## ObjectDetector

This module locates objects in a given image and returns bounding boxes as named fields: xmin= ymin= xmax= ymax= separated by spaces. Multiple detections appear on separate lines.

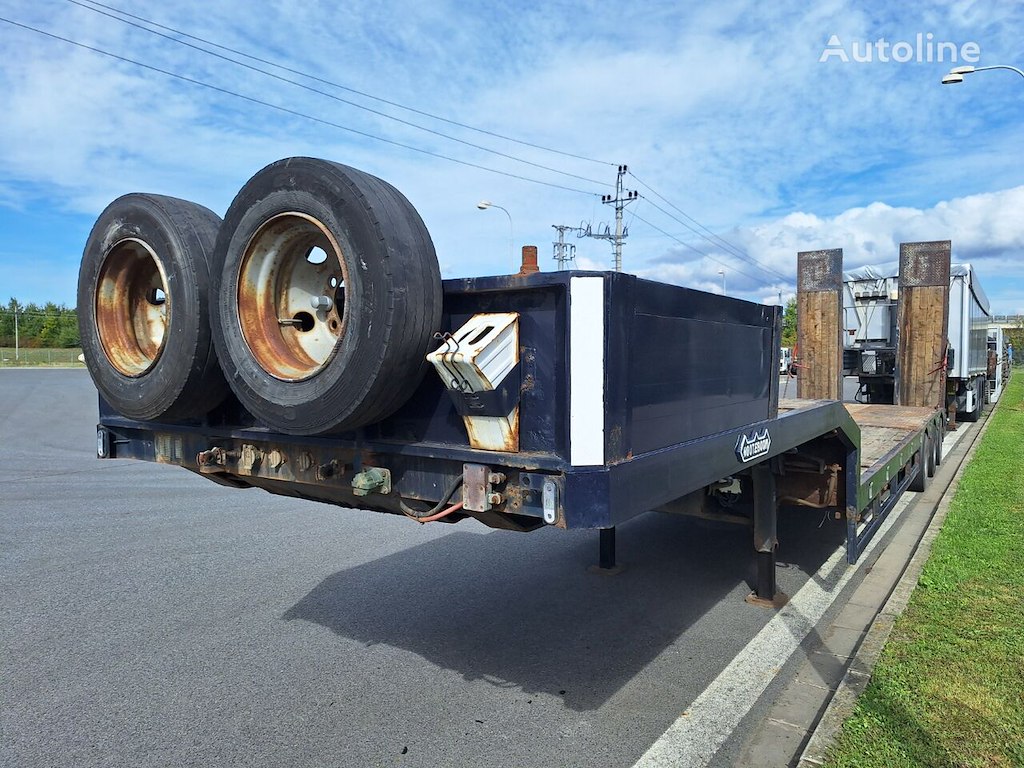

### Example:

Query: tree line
xmin=0 ymin=299 xmax=80 ymax=348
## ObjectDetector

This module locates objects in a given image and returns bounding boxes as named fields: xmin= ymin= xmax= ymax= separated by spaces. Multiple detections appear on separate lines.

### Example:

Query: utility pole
xmin=551 ymin=224 xmax=580 ymax=270
xmin=601 ymin=165 xmax=639 ymax=272
xmin=13 ymin=301 xmax=19 ymax=362
xmin=580 ymin=165 xmax=639 ymax=272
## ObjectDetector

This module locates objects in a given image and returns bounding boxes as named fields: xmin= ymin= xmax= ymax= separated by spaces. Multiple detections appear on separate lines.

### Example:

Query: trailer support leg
xmin=600 ymin=527 xmax=616 ymax=568
xmin=588 ymin=527 xmax=624 ymax=575
xmin=755 ymin=550 xmax=776 ymax=602
xmin=747 ymin=464 xmax=787 ymax=608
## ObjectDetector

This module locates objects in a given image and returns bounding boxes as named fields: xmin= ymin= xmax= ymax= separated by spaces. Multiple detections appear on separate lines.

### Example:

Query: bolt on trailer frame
xmin=95 ymin=269 xmax=940 ymax=604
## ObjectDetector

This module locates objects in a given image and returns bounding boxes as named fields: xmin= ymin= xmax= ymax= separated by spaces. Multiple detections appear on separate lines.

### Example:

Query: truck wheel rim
xmin=236 ymin=212 xmax=347 ymax=381
xmin=95 ymin=238 xmax=169 ymax=377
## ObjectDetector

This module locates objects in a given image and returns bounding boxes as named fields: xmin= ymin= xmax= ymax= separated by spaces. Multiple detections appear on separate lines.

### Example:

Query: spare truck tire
xmin=78 ymin=193 xmax=228 ymax=421
xmin=210 ymin=157 xmax=443 ymax=435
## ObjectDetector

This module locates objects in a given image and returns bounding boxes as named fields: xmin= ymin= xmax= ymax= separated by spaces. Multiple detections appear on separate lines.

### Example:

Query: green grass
xmin=825 ymin=374 xmax=1024 ymax=767
xmin=0 ymin=347 xmax=83 ymax=366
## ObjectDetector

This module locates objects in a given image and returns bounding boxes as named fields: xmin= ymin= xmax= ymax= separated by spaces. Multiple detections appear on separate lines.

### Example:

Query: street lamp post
xmin=942 ymin=64 xmax=1024 ymax=84
xmin=718 ymin=269 xmax=726 ymax=295
xmin=476 ymin=200 xmax=514 ymax=272
xmin=13 ymin=302 xmax=19 ymax=362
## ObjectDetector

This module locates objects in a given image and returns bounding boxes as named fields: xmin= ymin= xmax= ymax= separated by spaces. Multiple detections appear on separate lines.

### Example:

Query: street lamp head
xmin=941 ymin=65 xmax=974 ymax=84
xmin=942 ymin=63 xmax=1024 ymax=85
xmin=476 ymin=200 xmax=492 ymax=210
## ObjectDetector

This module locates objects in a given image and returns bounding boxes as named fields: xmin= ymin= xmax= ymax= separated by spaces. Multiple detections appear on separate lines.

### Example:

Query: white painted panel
xmin=947 ymin=275 xmax=968 ymax=379
xmin=569 ymin=276 xmax=605 ymax=466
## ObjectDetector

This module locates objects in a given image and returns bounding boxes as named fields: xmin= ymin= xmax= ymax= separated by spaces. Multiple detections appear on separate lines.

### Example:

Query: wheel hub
xmin=236 ymin=213 xmax=348 ymax=381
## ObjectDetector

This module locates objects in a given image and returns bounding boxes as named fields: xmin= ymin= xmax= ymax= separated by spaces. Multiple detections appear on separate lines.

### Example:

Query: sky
xmin=1 ymin=0 xmax=1022 ymax=313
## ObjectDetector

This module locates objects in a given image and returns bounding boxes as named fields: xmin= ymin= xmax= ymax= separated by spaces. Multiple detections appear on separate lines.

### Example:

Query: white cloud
xmin=637 ymin=186 xmax=1024 ymax=313
xmin=0 ymin=0 xmax=1022 ymax=313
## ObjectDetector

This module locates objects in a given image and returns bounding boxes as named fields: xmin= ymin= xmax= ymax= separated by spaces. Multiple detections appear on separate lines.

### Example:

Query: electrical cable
xmin=631 ymin=211 xmax=774 ymax=287
xmin=399 ymin=475 xmax=464 ymax=522
xmin=6 ymin=10 xmax=802 ymax=286
xmin=409 ymin=501 xmax=464 ymax=524
xmin=64 ymin=0 xmax=609 ymax=188
xmin=0 ymin=17 xmax=604 ymax=197
xmin=69 ymin=0 xmax=617 ymax=168
xmin=629 ymin=170 xmax=772 ymax=271
xmin=639 ymin=194 xmax=791 ymax=284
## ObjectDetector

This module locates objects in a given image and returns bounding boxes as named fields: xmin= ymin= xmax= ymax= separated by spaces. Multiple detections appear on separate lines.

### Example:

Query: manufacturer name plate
xmin=735 ymin=428 xmax=772 ymax=463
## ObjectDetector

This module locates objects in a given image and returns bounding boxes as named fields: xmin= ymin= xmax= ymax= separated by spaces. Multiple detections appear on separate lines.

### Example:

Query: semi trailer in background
xmin=842 ymin=250 xmax=991 ymax=423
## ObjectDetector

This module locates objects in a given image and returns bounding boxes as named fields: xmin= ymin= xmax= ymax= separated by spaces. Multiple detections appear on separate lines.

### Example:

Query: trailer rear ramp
xmin=779 ymin=397 xmax=942 ymax=563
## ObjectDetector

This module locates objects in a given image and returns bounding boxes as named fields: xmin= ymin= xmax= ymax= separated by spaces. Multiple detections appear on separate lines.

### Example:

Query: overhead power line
xmin=0 ymin=17 xmax=603 ymax=197
xmin=629 ymin=171 xmax=753 ymax=261
xmin=630 ymin=171 xmax=790 ymax=284
xmin=638 ymin=195 xmax=790 ymax=284
xmin=6 ymin=6 xmax=794 ymax=287
xmin=631 ymin=211 xmax=780 ymax=288
xmin=69 ymin=0 xmax=617 ymax=168
xmin=64 ymin=0 xmax=608 ymax=188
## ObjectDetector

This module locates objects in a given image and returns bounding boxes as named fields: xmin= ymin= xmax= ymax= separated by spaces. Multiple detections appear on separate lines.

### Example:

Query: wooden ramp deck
xmin=780 ymin=398 xmax=936 ymax=472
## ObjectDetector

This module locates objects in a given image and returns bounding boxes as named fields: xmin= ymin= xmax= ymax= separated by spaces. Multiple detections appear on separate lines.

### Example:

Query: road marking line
xmin=631 ymin=515 xmax=892 ymax=766
xmin=631 ymin=427 xmax=965 ymax=767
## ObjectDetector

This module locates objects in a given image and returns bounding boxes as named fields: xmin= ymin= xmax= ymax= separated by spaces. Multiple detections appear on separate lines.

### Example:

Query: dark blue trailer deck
xmin=94 ymin=271 xmax=943 ymax=603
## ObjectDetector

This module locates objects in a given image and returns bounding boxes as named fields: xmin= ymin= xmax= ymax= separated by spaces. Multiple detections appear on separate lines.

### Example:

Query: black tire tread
xmin=78 ymin=193 xmax=228 ymax=421
xmin=909 ymin=433 xmax=931 ymax=492
xmin=211 ymin=157 xmax=442 ymax=435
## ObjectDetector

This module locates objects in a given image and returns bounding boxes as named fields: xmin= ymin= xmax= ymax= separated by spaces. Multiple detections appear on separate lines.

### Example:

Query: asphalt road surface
xmin=1 ymin=370 xmax=892 ymax=767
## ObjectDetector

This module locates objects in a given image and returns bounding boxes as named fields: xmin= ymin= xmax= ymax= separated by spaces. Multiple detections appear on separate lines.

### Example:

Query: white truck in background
xmin=842 ymin=261 xmax=991 ymax=422
xmin=986 ymin=326 xmax=1009 ymax=403
xmin=779 ymin=347 xmax=793 ymax=375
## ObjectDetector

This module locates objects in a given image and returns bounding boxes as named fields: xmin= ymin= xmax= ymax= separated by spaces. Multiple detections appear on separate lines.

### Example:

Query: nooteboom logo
xmin=819 ymin=34 xmax=981 ymax=64
xmin=735 ymin=428 xmax=772 ymax=463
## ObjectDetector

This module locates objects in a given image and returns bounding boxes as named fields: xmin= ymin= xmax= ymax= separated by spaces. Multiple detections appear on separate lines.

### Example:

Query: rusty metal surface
xmin=463 ymin=408 xmax=520 ymax=453
xmin=898 ymin=240 xmax=951 ymax=287
xmin=797 ymin=248 xmax=843 ymax=293
xmin=176 ymin=429 xmax=553 ymax=530
xmin=153 ymin=433 xmax=186 ymax=464
xmin=236 ymin=212 xmax=347 ymax=382
xmin=428 ymin=314 xmax=521 ymax=452
xmin=461 ymin=463 xmax=492 ymax=512
xmin=95 ymin=238 xmax=169 ymax=376
xmin=778 ymin=462 xmax=840 ymax=508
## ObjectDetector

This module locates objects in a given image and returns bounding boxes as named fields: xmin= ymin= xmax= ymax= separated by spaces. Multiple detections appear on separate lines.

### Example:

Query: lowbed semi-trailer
xmin=80 ymin=157 xmax=946 ymax=605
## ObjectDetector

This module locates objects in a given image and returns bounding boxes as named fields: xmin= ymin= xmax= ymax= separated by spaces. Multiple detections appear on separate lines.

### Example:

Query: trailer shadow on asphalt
xmin=283 ymin=507 xmax=847 ymax=712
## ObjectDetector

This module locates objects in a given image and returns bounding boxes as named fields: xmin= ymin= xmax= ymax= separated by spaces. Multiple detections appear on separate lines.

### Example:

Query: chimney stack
xmin=518 ymin=245 xmax=539 ymax=276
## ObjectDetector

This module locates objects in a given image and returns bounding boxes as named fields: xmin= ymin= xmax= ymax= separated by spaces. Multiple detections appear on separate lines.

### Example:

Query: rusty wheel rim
xmin=95 ymin=238 xmax=170 ymax=377
xmin=236 ymin=213 xmax=347 ymax=381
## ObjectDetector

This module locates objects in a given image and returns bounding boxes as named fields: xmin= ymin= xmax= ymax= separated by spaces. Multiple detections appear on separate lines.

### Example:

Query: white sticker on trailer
xmin=569 ymin=276 xmax=605 ymax=466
